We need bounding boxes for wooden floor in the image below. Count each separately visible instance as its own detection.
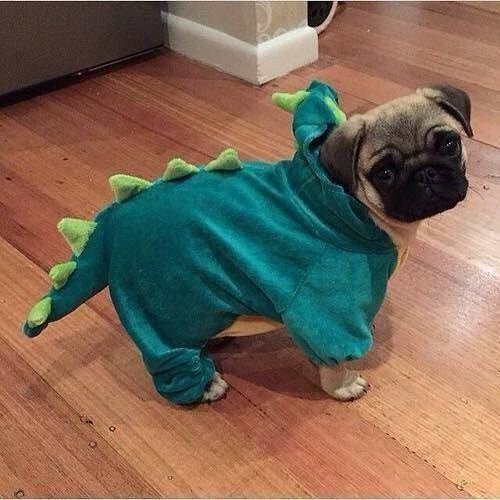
[1,2,499,497]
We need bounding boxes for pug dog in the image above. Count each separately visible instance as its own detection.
[23,81,471,405]
[219,84,471,401]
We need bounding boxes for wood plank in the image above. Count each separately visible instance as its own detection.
[354,2,500,48]
[320,30,500,104]
[462,1,500,15]
[349,2,500,71]
[421,1,500,32]
[124,51,371,120]
[0,338,157,497]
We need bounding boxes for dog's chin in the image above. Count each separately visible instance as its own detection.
[384,179,468,223]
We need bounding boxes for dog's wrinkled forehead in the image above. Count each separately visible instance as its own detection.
[358,94,461,166]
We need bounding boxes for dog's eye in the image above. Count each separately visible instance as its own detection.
[375,166,395,184]
[438,134,460,156]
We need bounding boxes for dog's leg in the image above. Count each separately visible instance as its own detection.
[319,365,369,401]
[202,371,229,402]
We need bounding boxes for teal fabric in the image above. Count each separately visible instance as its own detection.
[23,81,397,404]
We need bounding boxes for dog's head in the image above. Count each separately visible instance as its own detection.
[320,84,472,223]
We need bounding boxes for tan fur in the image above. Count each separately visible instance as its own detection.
[351,91,468,248]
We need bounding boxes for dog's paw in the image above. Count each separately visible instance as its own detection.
[319,366,369,401]
[201,371,229,403]
[330,373,368,401]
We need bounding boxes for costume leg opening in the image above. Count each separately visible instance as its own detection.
[151,348,215,404]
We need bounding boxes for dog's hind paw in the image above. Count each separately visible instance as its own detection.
[201,371,229,403]
[331,374,368,401]
[320,366,369,401]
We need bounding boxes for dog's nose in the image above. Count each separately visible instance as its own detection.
[415,166,437,184]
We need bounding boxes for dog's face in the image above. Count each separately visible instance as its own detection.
[320,85,472,223]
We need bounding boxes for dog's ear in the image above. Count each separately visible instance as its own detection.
[420,84,473,137]
[319,116,365,196]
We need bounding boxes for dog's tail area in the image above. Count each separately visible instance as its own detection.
[22,208,111,337]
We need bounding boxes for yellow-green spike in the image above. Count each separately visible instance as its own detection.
[271,90,309,113]
[163,158,199,181]
[26,296,52,328]
[49,261,77,290]
[57,218,97,257]
[109,174,152,203]
[324,96,347,125]
[205,148,242,172]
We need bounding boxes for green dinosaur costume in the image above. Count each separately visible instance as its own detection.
[23,81,397,404]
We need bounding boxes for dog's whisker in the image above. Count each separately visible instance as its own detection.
[467,183,484,200]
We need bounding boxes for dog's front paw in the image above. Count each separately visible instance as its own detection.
[201,371,229,403]
[319,366,369,401]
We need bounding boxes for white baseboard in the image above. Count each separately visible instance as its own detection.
[164,13,318,85]
[257,26,318,84]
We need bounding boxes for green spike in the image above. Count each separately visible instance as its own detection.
[205,148,242,172]
[57,218,97,257]
[109,174,152,202]
[271,90,309,113]
[163,158,199,181]
[26,296,52,328]
[324,96,347,125]
[49,261,77,290]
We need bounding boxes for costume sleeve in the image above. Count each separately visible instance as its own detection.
[281,250,390,366]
